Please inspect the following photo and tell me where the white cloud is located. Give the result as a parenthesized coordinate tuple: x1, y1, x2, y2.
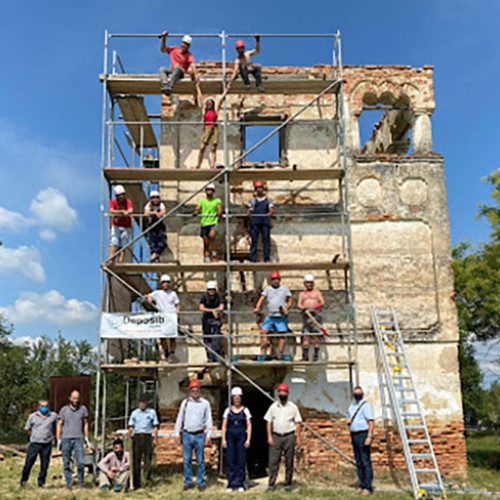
(0, 290, 98, 325)
(30, 188, 77, 231)
(38, 228, 57, 241)
(0, 245, 45, 282)
(0, 206, 34, 231)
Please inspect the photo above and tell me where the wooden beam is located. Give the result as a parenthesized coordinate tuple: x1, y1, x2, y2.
(101, 74, 341, 96)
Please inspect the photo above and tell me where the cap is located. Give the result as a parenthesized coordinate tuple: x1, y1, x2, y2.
(231, 386, 243, 397)
(277, 383, 289, 394)
(206, 183, 216, 190)
(235, 40, 245, 49)
(138, 393, 149, 401)
(269, 271, 281, 280)
(115, 185, 125, 195)
(253, 180, 264, 189)
(303, 274, 315, 282)
(206, 280, 217, 290)
(150, 190, 160, 198)
(160, 274, 171, 283)
(182, 35, 192, 45)
(189, 379, 201, 389)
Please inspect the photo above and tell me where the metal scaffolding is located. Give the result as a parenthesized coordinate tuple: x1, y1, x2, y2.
(94, 30, 358, 466)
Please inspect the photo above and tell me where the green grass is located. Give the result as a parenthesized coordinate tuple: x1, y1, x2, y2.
(0, 433, 499, 500)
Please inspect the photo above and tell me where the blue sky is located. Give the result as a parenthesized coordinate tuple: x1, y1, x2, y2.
(0, 1, 499, 380)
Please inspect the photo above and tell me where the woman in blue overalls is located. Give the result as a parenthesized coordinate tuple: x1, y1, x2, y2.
(222, 386, 252, 492)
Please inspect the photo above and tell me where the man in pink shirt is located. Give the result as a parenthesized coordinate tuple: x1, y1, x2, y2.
(297, 274, 325, 361)
(108, 185, 133, 264)
(158, 32, 202, 102)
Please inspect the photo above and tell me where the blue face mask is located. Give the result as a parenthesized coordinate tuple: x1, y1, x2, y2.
(40, 406, 49, 415)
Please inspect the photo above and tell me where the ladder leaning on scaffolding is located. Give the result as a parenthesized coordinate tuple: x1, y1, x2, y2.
(372, 307, 445, 499)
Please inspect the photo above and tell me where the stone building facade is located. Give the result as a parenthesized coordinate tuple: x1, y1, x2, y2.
(151, 62, 466, 478)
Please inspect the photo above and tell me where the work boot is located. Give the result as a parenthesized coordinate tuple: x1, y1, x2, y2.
(256, 85, 266, 93)
(168, 353, 179, 364)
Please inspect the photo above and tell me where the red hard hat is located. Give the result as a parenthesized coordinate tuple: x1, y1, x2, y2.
(269, 271, 281, 280)
(253, 180, 264, 188)
(189, 380, 201, 389)
(235, 40, 245, 49)
(277, 383, 289, 394)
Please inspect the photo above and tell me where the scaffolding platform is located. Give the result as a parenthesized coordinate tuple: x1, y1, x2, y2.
(106, 260, 349, 275)
(101, 74, 341, 96)
(104, 167, 344, 183)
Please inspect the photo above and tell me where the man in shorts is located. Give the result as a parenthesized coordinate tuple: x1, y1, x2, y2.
(253, 271, 293, 361)
(297, 274, 325, 361)
(192, 183, 223, 262)
(108, 185, 133, 263)
(195, 97, 225, 169)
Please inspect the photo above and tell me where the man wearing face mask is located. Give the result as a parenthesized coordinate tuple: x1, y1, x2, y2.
(346, 386, 375, 496)
(264, 383, 302, 492)
(20, 400, 58, 488)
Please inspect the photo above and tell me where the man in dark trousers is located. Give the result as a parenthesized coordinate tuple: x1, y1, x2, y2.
(199, 280, 224, 362)
(347, 386, 375, 496)
(128, 394, 159, 489)
(228, 36, 264, 91)
(20, 399, 58, 488)
(246, 180, 274, 262)
(57, 390, 90, 490)
(264, 383, 302, 492)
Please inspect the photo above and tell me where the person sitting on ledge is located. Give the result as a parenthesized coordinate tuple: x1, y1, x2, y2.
(158, 31, 202, 103)
(227, 36, 265, 92)
(254, 271, 293, 361)
(144, 190, 167, 263)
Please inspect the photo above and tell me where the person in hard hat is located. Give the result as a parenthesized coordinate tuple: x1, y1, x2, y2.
(174, 380, 213, 491)
(128, 394, 159, 489)
(253, 271, 293, 361)
(144, 190, 167, 263)
(195, 96, 228, 169)
(199, 281, 224, 362)
(20, 399, 58, 489)
(298, 274, 325, 361)
(146, 274, 180, 363)
(192, 183, 223, 262)
(108, 185, 133, 264)
(246, 180, 274, 262)
(97, 438, 130, 492)
(346, 386, 375, 496)
(264, 383, 302, 492)
(227, 36, 264, 92)
(222, 387, 252, 492)
(158, 32, 202, 102)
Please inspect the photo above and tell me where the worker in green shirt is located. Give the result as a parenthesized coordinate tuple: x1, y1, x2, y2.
(192, 183, 223, 262)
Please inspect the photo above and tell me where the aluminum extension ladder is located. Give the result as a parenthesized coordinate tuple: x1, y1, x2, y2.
(371, 307, 445, 499)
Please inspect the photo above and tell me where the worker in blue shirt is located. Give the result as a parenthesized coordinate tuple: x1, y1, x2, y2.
(128, 394, 159, 489)
(246, 180, 274, 262)
(347, 386, 375, 496)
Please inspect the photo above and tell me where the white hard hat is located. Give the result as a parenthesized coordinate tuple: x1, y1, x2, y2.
(231, 386, 243, 397)
(182, 35, 192, 45)
(150, 190, 160, 198)
(160, 274, 171, 282)
(206, 183, 216, 190)
(115, 185, 125, 195)
(206, 280, 217, 290)
(303, 274, 315, 282)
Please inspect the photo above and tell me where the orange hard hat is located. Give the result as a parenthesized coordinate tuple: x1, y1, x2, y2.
(235, 40, 245, 49)
(277, 383, 289, 393)
(269, 271, 281, 280)
(189, 380, 201, 389)
(253, 180, 264, 188)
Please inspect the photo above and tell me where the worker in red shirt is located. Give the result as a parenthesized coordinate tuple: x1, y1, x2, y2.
(108, 185, 133, 264)
(158, 32, 202, 103)
(195, 96, 227, 169)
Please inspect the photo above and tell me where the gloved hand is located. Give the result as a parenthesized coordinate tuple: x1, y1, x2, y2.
(84, 437, 91, 449)
(314, 303, 322, 311)
(57, 439, 62, 451)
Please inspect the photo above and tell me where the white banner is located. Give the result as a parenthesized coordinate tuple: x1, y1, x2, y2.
(100, 312, 178, 339)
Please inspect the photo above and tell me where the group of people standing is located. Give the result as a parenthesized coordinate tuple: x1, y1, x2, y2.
(20, 386, 375, 495)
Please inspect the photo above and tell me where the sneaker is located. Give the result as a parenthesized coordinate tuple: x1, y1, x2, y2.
(245, 83, 251, 90)
(198, 484, 207, 491)
(266, 485, 276, 492)
(284, 484, 293, 492)
(302, 353, 309, 362)
(257, 354, 266, 362)
(168, 353, 179, 364)
(203, 256, 211, 263)
(312, 354, 319, 362)
(101, 485, 110, 491)
(257, 86, 266, 93)
(183, 484, 194, 491)
(20, 482, 26, 488)
(114, 483, 122, 492)
(226, 487, 234, 492)
(237, 487, 245, 492)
